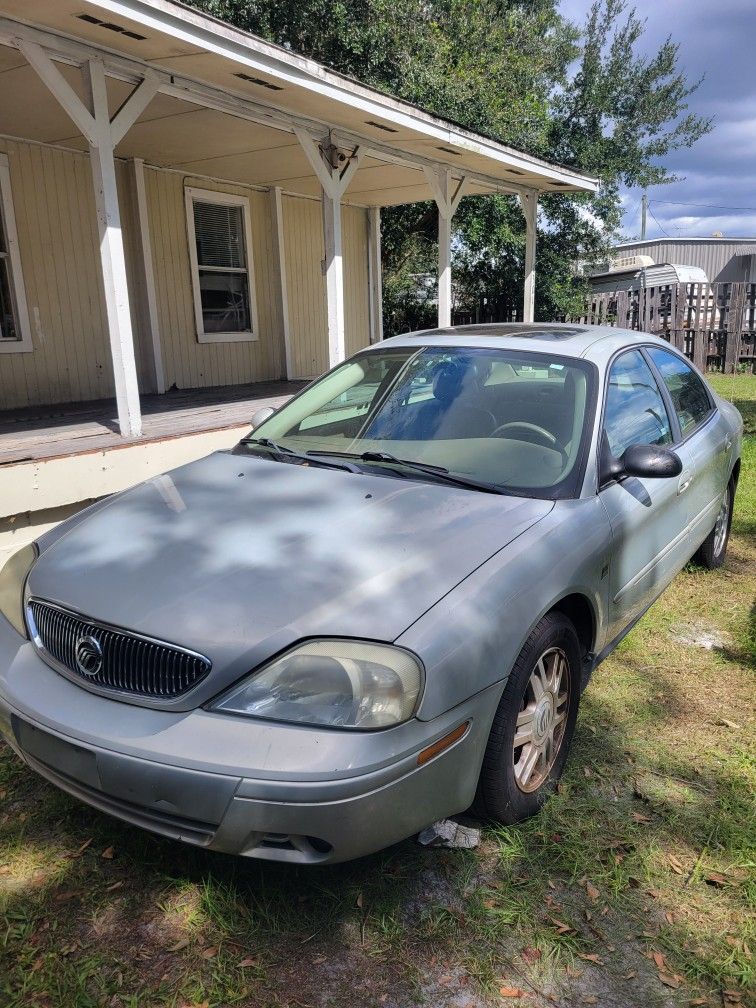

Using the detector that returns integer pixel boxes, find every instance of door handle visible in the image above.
[677,472,693,495]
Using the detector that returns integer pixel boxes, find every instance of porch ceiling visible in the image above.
[0,0,597,207]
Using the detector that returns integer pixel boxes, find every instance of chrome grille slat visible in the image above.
[28,599,211,699]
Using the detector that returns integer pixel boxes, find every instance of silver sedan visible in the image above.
[0,324,743,863]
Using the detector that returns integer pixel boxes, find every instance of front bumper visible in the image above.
[0,619,501,863]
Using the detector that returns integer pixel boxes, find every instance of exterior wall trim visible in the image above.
[184,185,260,344]
[0,151,33,354]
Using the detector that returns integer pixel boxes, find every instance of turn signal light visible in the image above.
[417,721,470,766]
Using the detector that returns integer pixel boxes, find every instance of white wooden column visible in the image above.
[520,189,538,324]
[269,186,293,378]
[424,168,467,328]
[367,206,383,343]
[18,42,157,437]
[296,129,362,368]
[131,158,165,393]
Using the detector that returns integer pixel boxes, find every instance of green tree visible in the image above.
[190,0,711,329]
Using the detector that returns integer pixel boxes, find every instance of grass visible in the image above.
[1,374,754,1008]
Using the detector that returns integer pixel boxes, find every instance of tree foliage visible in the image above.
[190,0,711,329]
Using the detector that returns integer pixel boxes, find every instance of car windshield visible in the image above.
[244,347,595,496]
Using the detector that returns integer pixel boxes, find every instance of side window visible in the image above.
[604,350,673,458]
[647,348,713,437]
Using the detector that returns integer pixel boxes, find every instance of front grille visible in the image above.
[28,599,211,699]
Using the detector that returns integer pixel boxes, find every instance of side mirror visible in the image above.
[601,443,682,484]
[249,406,275,430]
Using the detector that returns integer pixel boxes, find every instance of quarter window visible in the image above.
[0,152,32,353]
[604,350,672,457]
[185,187,257,342]
[647,347,712,437]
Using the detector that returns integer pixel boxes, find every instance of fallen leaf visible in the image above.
[105,880,124,892]
[521,947,541,965]
[483,898,498,909]
[72,838,93,857]
[53,890,81,903]
[239,957,258,968]
[585,881,599,902]
[583,766,592,778]
[651,951,667,970]
[665,912,674,925]
[581,998,599,1005]
[622,971,637,980]
[704,872,731,887]
[564,965,582,978]
[548,916,573,934]
[688,998,709,1005]
[658,973,681,989]
[499,987,526,998]
[667,853,685,874]
[200,946,218,959]
[100,846,115,860]
[166,938,191,952]
[577,953,604,965]
[632,812,652,823]
[717,717,741,730]
[356,892,364,909]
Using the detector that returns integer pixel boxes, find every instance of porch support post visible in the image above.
[269,186,293,379]
[17,41,157,438]
[423,167,467,328]
[367,206,383,343]
[295,129,362,368]
[520,188,538,324]
[131,158,165,393]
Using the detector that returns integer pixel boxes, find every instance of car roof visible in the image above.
[377,322,672,360]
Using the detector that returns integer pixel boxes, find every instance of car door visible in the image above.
[645,346,729,554]
[598,348,691,643]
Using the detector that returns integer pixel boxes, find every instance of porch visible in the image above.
[0,379,304,466]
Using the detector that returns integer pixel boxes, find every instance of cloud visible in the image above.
[559,0,756,240]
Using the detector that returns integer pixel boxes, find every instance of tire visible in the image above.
[473,612,581,825]
[693,479,733,570]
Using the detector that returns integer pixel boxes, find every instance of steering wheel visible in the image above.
[490,421,568,465]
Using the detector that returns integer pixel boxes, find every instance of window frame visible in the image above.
[642,345,716,443]
[184,186,258,344]
[0,152,32,354]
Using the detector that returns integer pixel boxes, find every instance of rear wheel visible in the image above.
[693,481,733,570]
[474,612,581,824]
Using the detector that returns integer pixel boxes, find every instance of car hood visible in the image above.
[28,450,553,708]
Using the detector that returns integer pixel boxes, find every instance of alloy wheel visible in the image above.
[713,486,731,558]
[513,647,571,793]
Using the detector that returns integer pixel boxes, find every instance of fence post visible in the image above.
[725,282,745,373]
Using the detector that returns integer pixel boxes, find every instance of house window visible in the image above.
[185,187,258,343]
[0,153,32,353]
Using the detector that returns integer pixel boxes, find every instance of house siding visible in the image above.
[0,138,118,409]
[282,193,371,378]
[0,137,372,409]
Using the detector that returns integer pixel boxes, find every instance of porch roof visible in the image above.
[0,0,598,207]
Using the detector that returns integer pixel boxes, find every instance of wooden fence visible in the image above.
[573,281,756,373]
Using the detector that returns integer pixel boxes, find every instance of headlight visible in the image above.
[0,542,38,638]
[210,639,423,729]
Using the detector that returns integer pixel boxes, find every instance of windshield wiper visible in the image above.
[239,437,358,472]
[309,449,507,495]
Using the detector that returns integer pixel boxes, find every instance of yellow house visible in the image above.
[0,0,596,554]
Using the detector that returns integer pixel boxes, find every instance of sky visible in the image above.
[558,0,756,243]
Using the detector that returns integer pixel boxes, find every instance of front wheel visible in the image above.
[693,481,733,570]
[474,612,581,824]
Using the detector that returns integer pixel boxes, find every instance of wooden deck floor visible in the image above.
[0,381,306,465]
